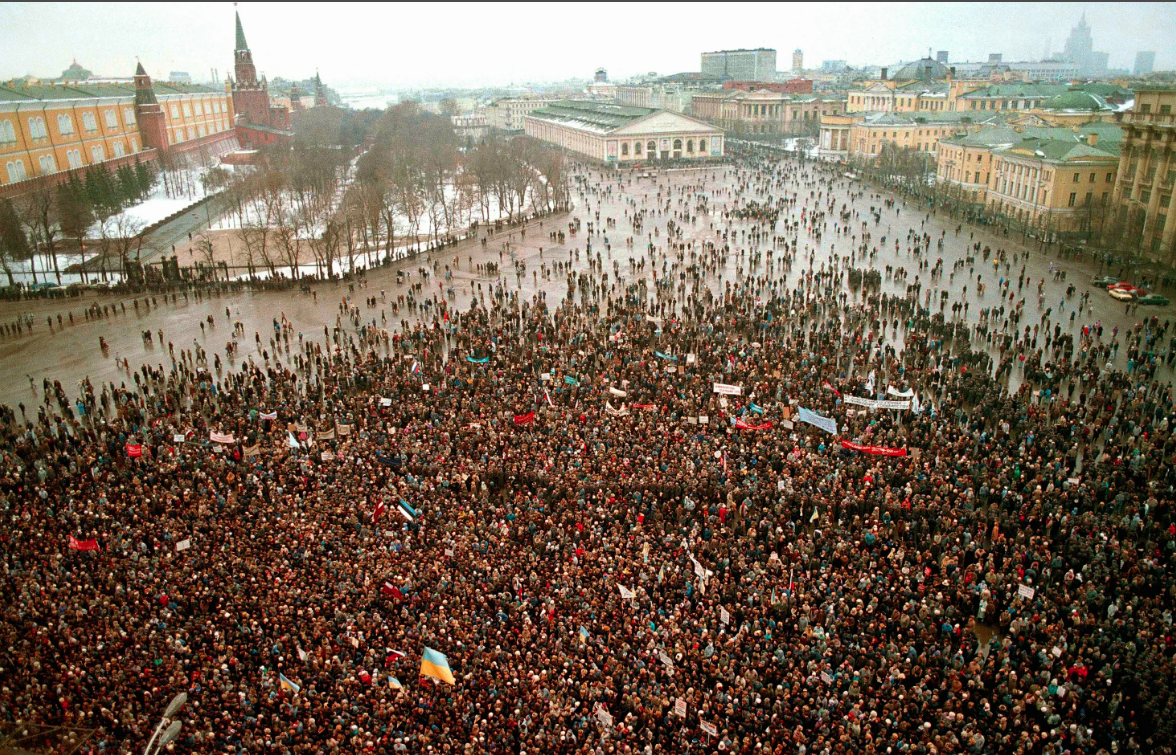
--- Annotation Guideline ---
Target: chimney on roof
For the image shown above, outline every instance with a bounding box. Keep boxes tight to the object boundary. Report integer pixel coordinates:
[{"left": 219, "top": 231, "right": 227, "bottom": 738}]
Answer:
[
  {"left": 880, "top": 67, "right": 887, "bottom": 81},
  {"left": 1087, "top": 132, "right": 1099, "bottom": 147}
]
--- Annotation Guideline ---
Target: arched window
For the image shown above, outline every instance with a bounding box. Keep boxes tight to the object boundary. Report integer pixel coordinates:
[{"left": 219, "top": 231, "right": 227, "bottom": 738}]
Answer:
[
  {"left": 113, "top": 142, "right": 125, "bottom": 158},
  {"left": 82, "top": 112, "right": 97, "bottom": 133},
  {"left": 57, "top": 113, "right": 74, "bottom": 135},
  {"left": 686, "top": 140, "right": 694, "bottom": 153},
  {"left": 90, "top": 145, "right": 105, "bottom": 163},
  {"left": 647, "top": 140, "right": 655, "bottom": 153},
  {"left": 67, "top": 149, "right": 83, "bottom": 169},
  {"left": 28, "top": 117, "right": 46, "bottom": 139},
  {"left": 699, "top": 139, "right": 707, "bottom": 153},
  {"left": 6, "top": 160, "right": 27, "bottom": 183},
  {"left": 124, "top": 108, "right": 136, "bottom": 125},
  {"left": 673, "top": 139, "right": 682, "bottom": 150},
  {"left": 0, "top": 119, "right": 14, "bottom": 144},
  {"left": 38, "top": 154, "right": 57, "bottom": 175},
  {"left": 621, "top": 143, "right": 629, "bottom": 156},
  {"left": 104, "top": 109, "right": 118, "bottom": 128},
  {"left": 634, "top": 141, "right": 642, "bottom": 154}
]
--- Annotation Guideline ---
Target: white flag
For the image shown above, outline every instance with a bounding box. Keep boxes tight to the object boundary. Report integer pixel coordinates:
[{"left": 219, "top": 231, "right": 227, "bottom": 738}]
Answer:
[{"left": 618, "top": 584, "right": 636, "bottom": 600}]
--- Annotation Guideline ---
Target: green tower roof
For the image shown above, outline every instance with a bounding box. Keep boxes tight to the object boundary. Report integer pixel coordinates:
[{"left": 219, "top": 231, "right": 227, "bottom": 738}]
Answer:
[{"left": 235, "top": 11, "right": 249, "bottom": 51}]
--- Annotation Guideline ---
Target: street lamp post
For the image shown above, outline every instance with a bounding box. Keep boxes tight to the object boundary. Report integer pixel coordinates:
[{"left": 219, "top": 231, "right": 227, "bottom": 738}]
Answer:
[{"left": 142, "top": 692, "right": 186, "bottom": 755}]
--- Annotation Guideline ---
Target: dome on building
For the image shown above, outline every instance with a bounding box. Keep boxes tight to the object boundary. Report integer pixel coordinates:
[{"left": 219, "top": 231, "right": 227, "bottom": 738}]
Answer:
[
  {"left": 59, "top": 58, "right": 92, "bottom": 81},
  {"left": 1041, "top": 89, "right": 1108, "bottom": 112},
  {"left": 890, "top": 57, "right": 950, "bottom": 82}
]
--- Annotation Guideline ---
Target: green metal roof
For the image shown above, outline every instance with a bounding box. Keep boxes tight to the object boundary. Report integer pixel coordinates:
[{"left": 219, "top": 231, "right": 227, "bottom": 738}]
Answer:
[
  {"left": 1041, "top": 90, "right": 1109, "bottom": 112},
  {"left": 235, "top": 11, "right": 249, "bottom": 51},
  {"left": 528, "top": 100, "right": 656, "bottom": 130},
  {"left": 0, "top": 80, "right": 219, "bottom": 104}
]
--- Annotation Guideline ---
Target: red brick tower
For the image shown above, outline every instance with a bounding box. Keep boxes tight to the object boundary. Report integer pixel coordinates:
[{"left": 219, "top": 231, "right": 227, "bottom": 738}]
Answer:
[
  {"left": 231, "top": 10, "right": 271, "bottom": 131},
  {"left": 314, "top": 70, "right": 328, "bottom": 107},
  {"left": 134, "top": 62, "right": 169, "bottom": 152}
]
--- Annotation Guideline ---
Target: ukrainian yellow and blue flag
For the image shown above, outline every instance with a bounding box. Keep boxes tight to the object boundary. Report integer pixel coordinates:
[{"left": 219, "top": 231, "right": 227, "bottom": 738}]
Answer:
[
  {"left": 279, "top": 673, "right": 300, "bottom": 694},
  {"left": 389, "top": 677, "right": 404, "bottom": 690},
  {"left": 420, "top": 647, "right": 456, "bottom": 684}
]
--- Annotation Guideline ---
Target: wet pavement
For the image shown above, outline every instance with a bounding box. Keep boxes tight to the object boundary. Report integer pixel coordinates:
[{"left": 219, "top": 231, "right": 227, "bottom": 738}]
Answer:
[{"left": 0, "top": 156, "right": 1171, "bottom": 412}]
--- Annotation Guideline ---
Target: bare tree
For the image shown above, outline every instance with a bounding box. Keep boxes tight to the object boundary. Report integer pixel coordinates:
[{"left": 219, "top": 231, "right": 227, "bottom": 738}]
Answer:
[{"left": 18, "top": 186, "right": 62, "bottom": 284}]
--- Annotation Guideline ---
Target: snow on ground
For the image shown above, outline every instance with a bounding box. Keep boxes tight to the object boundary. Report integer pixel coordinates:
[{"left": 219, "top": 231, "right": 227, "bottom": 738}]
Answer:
[{"left": 90, "top": 165, "right": 224, "bottom": 238}]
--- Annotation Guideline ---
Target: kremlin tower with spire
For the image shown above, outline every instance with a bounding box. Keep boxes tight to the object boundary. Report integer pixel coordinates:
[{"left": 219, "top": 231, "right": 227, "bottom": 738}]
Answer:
[{"left": 230, "top": 9, "right": 294, "bottom": 149}]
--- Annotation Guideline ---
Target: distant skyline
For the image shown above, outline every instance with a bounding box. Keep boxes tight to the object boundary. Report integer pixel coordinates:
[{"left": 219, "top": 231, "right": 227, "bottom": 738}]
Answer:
[{"left": 1, "top": 2, "right": 1173, "bottom": 90}]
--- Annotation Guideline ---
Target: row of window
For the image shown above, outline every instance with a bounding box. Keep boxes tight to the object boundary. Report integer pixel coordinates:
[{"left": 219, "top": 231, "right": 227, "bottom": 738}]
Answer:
[
  {"left": 168, "top": 99, "right": 228, "bottom": 120},
  {"left": 4, "top": 137, "right": 137, "bottom": 184},
  {"left": 0, "top": 109, "right": 137, "bottom": 146},
  {"left": 172, "top": 120, "right": 230, "bottom": 144},
  {"left": 618, "top": 138, "right": 709, "bottom": 157}
]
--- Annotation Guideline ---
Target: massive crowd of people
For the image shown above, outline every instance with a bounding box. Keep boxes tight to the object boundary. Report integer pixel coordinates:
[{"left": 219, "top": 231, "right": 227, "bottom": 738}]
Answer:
[{"left": 1, "top": 146, "right": 1174, "bottom": 755}]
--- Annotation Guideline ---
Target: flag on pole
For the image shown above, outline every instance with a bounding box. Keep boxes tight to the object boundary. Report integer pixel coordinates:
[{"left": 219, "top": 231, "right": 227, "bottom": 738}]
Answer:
[
  {"left": 297, "top": 646, "right": 308, "bottom": 662},
  {"left": 279, "top": 673, "right": 300, "bottom": 694},
  {"left": 514, "top": 411, "right": 535, "bottom": 425},
  {"left": 389, "top": 677, "right": 404, "bottom": 690},
  {"left": 411, "top": 361, "right": 421, "bottom": 376},
  {"left": 373, "top": 499, "right": 387, "bottom": 523},
  {"left": 397, "top": 500, "right": 417, "bottom": 522},
  {"left": 618, "top": 584, "right": 636, "bottom": 599},
  {"left": 420, "top": 647, "right": 456, "bottom": 684}
]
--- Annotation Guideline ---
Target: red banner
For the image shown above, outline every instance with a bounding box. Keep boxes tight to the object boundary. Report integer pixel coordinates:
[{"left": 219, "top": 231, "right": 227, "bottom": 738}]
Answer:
[
  {"left": 126, "top": 443, "right": 142, "bottom": 458},
  {"left": 823, "top": 381, "right": 842, "bottom": 397},
  {"left": 514, "top": 411, "right": 535, "bottom": 425},
  {"left": 735, "top": 419, "right": 773, "bottom": 431},
  {"left": 68, "top": 536, "right": 100, "bottom": 551},
  {"left": 633, "top": 404, "right": 657, "bottom": 410},
  {"left": 839, "top": 439, "right": 907, "bottom": 457}
]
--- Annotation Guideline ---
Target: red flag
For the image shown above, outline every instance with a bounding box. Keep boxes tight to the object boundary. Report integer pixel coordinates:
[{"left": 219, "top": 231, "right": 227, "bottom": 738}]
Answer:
[
  {"left": 514, "top": 411, "right": 535, "bottom": 425},
  {"left": 633, "top": 403, "right": 657, "bottom": 410},
  {"left": 382, "top": 582, "right": 403, "bottom": 599},
  {"left": 68, "top": 536, "right": 99, "bottom": 551},
  {"left": 823, "top": 381, "right": 842, "bottom": 398},
  {"left": 735, "top": 419, "right": 772, "bottom": 431},
  {"left": 839, "top": 439, "right": 907, "bottom": 457},
  {"left": 373, "top": 499, "right": 387, "bottom": 523},
  {"left": 126, "top": 443, "right": 142, "bottom": 458}
]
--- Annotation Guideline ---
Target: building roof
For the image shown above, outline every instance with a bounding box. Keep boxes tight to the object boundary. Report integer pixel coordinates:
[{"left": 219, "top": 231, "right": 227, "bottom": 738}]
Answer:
[
  {"left": 942, "top": 120, "right": 1122, "bottom": 150},
  {"left": 1000, "top": 135, "right": 1119, "bottom": 161},
  {"left": 862, "top": 110, "right": 992, "bottom": 127},
  {"left": 527, "top": 100, "right": 715, "bottom": 135},
  {"left": 235, "top": 11, "right": 249, "bottom": 52},
  {"left": 0, "top": 80, "right": 220, "bottom": 104},
  {"left": 890, "top": 57, "right": 951, "bottom": 82},
  {"left": 1041, "top": 89, "right": 1110, "bottom": 112}
]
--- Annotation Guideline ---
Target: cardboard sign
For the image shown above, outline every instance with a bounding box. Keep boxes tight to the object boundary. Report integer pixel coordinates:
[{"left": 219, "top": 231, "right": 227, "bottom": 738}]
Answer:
[
  {"left": 700, "top": 721, "right": 718, "bottom": 737},
  {"left": 713, "top": 383, "right": 742, "bottom": 396},
  {"left": 720, "top": 607, "right": 730, "bottom": 626},
  {"left": 1018, "top": 584, "right": 1035, "bottom": 600},
  {"left": 173, "top": 434, "right": 185, "bottom": 443},
  {"left": 175, "top": 539, "right": 191, "bottom": 552},
  {"left": 686, "top": 354, "right": 696, "bottom": 365},
  {"left": 674, "top": 698, "right": 687, "bottom": 718},
  {"left": 658, "top": 651, "right": 674, "bottom": 670}
]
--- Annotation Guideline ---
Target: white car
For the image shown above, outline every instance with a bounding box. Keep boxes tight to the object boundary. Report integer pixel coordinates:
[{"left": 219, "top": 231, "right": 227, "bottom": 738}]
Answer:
[{"left": 1109, "top": 288, "right": 1135, "bottom": 301}]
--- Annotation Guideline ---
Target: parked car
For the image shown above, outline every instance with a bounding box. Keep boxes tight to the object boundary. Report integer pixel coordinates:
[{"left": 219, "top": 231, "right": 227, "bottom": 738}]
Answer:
[
  {"left": 1137, "top": 294, "right": 1171, "bottom": 306},
  {"left": 1091, "top": 275, "right": 1120, "bottom": 287},
  {"left": 1108, "top": 282, "right": 1136, "bottom": 291},
  {"left": 1110, "top": 288, "right": 1137, "bottom": 301}
]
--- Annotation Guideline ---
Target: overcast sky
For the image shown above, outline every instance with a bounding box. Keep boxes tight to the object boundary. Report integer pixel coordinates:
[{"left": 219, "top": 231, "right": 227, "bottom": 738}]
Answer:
[{"left": 2, "top": 2, "right": 1173, "bottom": 90}]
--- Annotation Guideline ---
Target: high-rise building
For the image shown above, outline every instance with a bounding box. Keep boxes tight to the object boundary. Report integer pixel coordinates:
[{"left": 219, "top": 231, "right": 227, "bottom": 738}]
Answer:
[
  {"left": 792, "top": 49, "right": 803, "bottom": 73},
  {"left": 700, "top": 49, "right": 776, "bottom": 81},
  {"left": 594, "top": 68, "right": 608, "bottom": 83},
  {"left": 1134, "top": 51, "right": 1156, "bottom": 76},
  {"left": 937, "top": 51, "right": 949, "bottom": 65},
  {"left": 1060, "top": 12, "right": 1109, "bottom": 75}
]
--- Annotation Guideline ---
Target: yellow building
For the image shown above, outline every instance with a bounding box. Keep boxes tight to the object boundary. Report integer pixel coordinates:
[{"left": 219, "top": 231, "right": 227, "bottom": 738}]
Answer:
[
  {"left": 691, "top": 90, "right": 844, "bottom": 135},
  {"left": 1113, "top": 86, "right": 1176, "bottom": 258},
  {"left": 984, "top": 130, "right": 1119, "bottom": 233},
  {"left": 0, "top": 69, "right": 234, "bottom": 191},
  {"left": 820, "top": 111, "right": 993, "bottom": 162},
  {"left": 937, "top": 122, "right": 1122, "bottom": 219}
]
